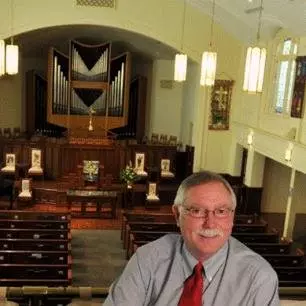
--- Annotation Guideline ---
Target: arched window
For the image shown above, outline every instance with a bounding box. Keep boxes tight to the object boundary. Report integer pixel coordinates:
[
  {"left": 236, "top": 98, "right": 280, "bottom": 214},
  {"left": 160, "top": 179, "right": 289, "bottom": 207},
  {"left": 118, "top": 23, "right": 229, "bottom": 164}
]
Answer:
[{"left": 273, "top": 38, "right": 298, "bottom": 114}]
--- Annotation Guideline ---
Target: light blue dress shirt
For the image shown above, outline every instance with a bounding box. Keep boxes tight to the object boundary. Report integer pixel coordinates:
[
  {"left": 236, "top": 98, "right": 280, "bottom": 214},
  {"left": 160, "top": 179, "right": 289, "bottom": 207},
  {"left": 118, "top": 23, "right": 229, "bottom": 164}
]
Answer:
[{"left": 104, "top": 234, "right": 280, "bottom": 306}]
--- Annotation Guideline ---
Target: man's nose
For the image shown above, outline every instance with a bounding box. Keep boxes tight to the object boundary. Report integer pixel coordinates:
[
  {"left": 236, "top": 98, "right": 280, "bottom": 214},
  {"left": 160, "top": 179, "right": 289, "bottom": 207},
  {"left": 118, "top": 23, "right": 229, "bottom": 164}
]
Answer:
[{"left": 201, "top": 211, "right": 216, "bottom": 226}]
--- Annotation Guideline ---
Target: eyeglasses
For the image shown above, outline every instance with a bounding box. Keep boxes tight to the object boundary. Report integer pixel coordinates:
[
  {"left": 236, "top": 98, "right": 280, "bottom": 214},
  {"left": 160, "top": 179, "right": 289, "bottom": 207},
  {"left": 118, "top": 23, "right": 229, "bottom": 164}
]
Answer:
[{"left": 181, "top": 206, "right": 234, "bottom": 219}]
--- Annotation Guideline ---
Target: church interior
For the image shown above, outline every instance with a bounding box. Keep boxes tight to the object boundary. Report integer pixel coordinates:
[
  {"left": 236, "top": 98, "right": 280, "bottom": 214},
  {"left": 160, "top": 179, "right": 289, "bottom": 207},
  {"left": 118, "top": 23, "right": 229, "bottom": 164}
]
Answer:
[{"left": 0, "top": 0, "right": 306, "bottom": 304}]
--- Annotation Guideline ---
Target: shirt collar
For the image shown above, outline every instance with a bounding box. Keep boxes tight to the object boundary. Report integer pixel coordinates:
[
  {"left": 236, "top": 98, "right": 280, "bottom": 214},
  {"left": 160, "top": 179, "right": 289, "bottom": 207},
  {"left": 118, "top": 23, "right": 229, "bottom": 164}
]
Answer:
[{"left": 181, "top": 238, "right": 229, "bottom": 283}]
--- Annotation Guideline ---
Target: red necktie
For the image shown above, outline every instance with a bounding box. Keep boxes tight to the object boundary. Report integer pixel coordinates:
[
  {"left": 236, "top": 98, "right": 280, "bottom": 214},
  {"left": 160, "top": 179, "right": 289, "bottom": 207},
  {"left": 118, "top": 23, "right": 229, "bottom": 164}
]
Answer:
[{"left": 178, "top": 261, "right": 203, "bottom": 306}]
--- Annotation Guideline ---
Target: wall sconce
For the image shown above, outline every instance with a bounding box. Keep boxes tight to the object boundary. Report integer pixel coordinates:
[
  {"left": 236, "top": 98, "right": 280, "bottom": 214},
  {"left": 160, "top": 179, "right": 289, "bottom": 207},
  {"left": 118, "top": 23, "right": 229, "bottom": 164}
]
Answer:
[
  {"left": 285, "top": 142, "right": 294, "bottom": 162},
  {"left": 247, "top": 130, "right": 254, "bottom": 146}
]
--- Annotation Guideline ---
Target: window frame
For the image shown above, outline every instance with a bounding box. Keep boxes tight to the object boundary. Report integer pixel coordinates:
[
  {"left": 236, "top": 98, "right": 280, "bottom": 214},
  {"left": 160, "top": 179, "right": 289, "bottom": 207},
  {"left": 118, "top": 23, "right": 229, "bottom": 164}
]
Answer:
[{"left": 268, "top": 34, "right": 299, "bottom": 116}]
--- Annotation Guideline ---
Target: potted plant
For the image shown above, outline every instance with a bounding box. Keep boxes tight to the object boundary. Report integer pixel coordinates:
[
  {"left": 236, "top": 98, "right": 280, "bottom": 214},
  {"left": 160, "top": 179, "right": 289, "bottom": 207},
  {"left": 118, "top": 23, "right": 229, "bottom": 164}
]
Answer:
[{"left": 120, "top": 161, "right": 138, "bottom": 188}]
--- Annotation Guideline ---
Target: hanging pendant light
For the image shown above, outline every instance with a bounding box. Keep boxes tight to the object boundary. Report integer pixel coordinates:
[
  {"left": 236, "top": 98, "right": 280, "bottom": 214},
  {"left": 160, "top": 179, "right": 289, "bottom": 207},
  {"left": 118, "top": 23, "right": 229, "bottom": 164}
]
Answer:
[
  {"left": 0, "top": 40, "right": 5, "bottom": 77},
  {"left": 5, "top": 0, "right": 19, "bottom": 75},
  {"left": 174, "top": 53, "right": 187, "bottom": 82},
  {"left": 6, "top": 43, "right": 19, "bottom": 75},
  {"left": 200, "top": 0, "right": 217, "bottom": 87},
  {"left": 174, "top": 0, "right": 187, "bottom": 82},
  {"left": 243, "top": 0, "right": 266, "bottom": 93}
]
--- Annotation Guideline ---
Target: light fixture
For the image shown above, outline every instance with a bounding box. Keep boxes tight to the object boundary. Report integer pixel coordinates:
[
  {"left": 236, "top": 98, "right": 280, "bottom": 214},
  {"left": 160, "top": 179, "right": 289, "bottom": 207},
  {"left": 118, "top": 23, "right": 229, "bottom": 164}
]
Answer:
[
  {"left": 247, "top": 130, "right": 254, "bottom": 146},
  {"left": 5, "top": 0, "right": 19, "bottom": 75},
  {"left": 174, "top": 0, "right": 187, "bottom": 82},
  {"left": 0, "top": 40, "right": 5, "bottom": 77},
  {"left": 200, "top": 0, "right": 217, "bottom": 86},
  {"left": 6, "top": 43, "right": 18, "bottom": 75},
  {"left": 285, "top": 142, "right": 294, "bottom": 162},
  {"left": 243, "top": 0, "right": 266, "bottom": 93}
]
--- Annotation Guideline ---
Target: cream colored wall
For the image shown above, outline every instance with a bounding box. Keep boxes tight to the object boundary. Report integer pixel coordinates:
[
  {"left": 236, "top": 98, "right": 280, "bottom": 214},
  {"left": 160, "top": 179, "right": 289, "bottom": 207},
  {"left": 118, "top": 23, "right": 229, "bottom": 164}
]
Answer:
[
  {"left": 180, "top": 62, "right": 198, "bottom": 146},
  {"left": 261, "top": 158, "right": 290, "bottom": 213},
  {"left": 0, "top": 74, "right": 22, "bottom": 128},
  {"left": 292, "top": 171, "right": 306, "bottom": 214},
  {"left": 149, "top": 59, "right": 183, "bottom": 138}
]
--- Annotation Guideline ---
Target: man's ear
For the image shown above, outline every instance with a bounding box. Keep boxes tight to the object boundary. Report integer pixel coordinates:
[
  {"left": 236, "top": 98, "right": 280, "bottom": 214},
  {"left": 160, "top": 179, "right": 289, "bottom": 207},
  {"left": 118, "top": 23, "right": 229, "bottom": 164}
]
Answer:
[{"left": 172, "top": 205, "right": 181, "bottom": 227}]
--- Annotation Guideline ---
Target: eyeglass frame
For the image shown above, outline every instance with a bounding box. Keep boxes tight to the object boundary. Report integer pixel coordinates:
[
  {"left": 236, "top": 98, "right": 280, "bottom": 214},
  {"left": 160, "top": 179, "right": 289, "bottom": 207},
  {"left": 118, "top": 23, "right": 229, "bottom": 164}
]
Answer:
[{"left": 179, "top": 205, "right": 235, "bottom": 219}]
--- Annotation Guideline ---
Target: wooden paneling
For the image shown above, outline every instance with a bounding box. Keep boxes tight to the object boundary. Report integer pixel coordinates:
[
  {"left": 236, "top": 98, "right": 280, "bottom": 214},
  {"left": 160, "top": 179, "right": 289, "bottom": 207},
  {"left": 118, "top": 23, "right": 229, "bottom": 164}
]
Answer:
[{"left": 0, "top": 139, "right": 190, "bottom": 181}]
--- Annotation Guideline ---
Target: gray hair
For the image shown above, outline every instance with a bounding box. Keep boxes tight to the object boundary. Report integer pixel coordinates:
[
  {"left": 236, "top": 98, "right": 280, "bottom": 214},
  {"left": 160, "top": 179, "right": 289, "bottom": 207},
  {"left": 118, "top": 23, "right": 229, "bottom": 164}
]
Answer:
[{"left": 173, "top": 171, "right": 237, "bottom": 209}]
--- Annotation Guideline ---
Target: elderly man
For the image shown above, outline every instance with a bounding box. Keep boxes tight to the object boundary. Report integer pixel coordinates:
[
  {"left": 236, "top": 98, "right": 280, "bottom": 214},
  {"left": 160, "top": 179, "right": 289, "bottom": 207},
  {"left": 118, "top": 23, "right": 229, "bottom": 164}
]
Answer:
[{"left": 104, "top": 171, "right": 280, "bottom": 305}]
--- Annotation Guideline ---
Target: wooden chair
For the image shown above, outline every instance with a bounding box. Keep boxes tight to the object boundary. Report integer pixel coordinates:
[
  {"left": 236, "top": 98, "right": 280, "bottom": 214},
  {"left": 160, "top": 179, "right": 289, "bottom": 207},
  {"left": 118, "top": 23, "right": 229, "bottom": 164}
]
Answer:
[
  {"left": 1, "top": 153, "right": 16, "bottom": 175},
  {"left": 27, "top": 148, "right": 44, "bottom": 179},
  {"left": 16, "top": 178, "right": 33, "bottom": 208},
  {"left": 145, "top": 181, "right": 160, "bottom": 210},
  {"left": 160, "top": 158, "right": 175, "bottom": 178}
]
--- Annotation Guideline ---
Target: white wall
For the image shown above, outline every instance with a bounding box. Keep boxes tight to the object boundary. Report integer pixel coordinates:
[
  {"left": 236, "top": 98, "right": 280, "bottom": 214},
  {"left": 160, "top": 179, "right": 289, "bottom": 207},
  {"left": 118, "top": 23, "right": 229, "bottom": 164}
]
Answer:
[
  {"left": 149, "top": 59, "right": 183, "bottom": 138},
  {"left": 180, "top": 62, "right": 198, "bottom": 146}
]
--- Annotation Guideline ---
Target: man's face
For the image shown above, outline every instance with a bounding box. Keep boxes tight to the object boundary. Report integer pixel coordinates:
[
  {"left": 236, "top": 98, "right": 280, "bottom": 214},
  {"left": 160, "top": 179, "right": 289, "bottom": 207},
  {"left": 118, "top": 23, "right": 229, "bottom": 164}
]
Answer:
[{"left": 172, "top": 181, "right": 234, "bottom": 261}]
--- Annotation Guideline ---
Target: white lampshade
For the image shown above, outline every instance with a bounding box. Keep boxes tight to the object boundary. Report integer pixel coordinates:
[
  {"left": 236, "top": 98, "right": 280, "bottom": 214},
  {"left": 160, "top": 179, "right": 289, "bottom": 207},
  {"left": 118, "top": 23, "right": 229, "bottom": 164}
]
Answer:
[
  {"left": 0, "top": 40, "right": 5, "bottom": 77},
  {"left": 200, "top": 51, "right": 217, "bottom": 86},
  {"left": 243, "top": 46, "right": 266, "bottom": 93},
  {"left": 5, "top": 44, "right": 19, "bottom": 75},
  {"left": 174, "top": 53, "right": 187, "bottom": 82}
]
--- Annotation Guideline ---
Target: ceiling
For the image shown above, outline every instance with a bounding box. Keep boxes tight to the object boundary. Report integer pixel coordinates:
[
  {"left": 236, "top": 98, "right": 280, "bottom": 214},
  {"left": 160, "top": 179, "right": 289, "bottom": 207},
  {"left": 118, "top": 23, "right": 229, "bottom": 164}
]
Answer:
[
  {"left": 14, "top": 0, "right": 306, "bottom": 60},
  {"left": 16, "top": 25, "right": 177, "bottom": 61},
  {"left": 190, "top": 0, "right": 306, "bottom": 43}
]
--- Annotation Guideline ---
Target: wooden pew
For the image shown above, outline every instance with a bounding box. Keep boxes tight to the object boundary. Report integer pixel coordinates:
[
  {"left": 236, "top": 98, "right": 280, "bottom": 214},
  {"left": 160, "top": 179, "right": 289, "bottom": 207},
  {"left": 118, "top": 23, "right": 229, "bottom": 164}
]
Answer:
[
  {"left": 0, "top": 264, "right": 72, "bottom": 286},
  {"left": 0, "top": 250, "right": 72, "bottom": 265},
  {"left": 128, "top": 231, "right": 174, "bottom": 259},
  {"left": 276, "top": 267, "right": 306, "bottom": 287},
  {"left": 0, "top": 228, "right": 71, "bottom": 240},
  {"left": 122, "top": 212, "right": 266, "bottom": 243},
  {"left": 245, "top": 241, "right": 292, "bottom": 254},
  {"left": 233, "top": 222, "right": 267, "bottom": 233},
  {"left": 234, "top": 214, "right": 262, "bottom": 224},
  {"left": 0, "top": 238, "right": 71, "bottom": 251},
  {"left": 121, "top": 211, "right": 174, "bottom": 240},
  {"left": 262, "top": 249, "right": 304, "bottom": 266},
  {"left": 0, "top": 210, "right": 72, "bottom": 286},
  {"left": 128, "top": 230, "right": 281, "bottom": 259},
  {"left": 0, "top": 210, "right": 70, "bottom": 221},
  {"left": 124, "top": 222, "right": 178, "bottom": 249},
  {"left": 232, "top": 231, "right": 279, "bottom": 244},
  {"left": 0, "top": 219, "right": 70, "bottom": 230}
]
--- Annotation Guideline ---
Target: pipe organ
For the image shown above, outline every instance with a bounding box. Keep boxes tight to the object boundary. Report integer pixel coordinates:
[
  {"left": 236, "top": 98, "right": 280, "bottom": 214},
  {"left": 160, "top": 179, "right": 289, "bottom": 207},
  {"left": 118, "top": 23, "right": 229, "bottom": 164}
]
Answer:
[
  {"left": 47, "top": 40, "right": 131, "bottom": 143},
  {"left": 26, "top": 70, "right": 66, "bottom": 137},
  {"left": 50, "top": 49, "right": 69, "bottom": 116}
]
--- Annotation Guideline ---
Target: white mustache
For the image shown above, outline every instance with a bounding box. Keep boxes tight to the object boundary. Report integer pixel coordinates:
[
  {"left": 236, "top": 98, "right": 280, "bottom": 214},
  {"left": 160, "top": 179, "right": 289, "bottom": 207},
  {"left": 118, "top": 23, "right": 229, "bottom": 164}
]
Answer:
[{"left": 196, "top": 229, "right": 224, "bottom": 238}]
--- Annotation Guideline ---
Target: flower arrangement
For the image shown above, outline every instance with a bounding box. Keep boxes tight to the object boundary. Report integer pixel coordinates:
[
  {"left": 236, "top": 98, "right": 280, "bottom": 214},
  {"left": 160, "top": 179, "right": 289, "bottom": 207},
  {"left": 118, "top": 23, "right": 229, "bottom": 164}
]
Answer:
[
  {"left": 83, "top": 160, "right": 99, "bottom": 182},
  {"left": 120, "top": 161, "right": 138, "bottom": 185}
]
